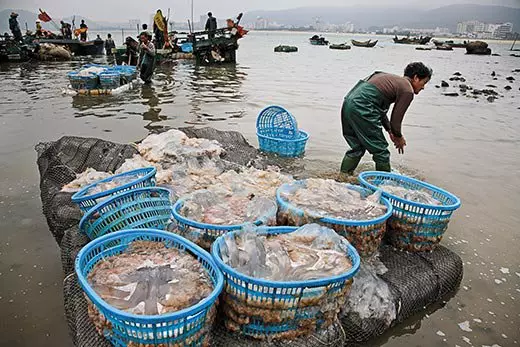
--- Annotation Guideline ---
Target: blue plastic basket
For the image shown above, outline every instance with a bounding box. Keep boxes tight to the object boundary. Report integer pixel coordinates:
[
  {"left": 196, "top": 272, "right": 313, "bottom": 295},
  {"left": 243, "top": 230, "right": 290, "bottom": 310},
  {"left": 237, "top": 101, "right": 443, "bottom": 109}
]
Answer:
[
  {"left": 358, "top": 171, "right": 461, "bottom": 252},
  {"left": 211, "top": 226, "right": 360, "bottom": 340},
  {"left": 99, "top": 71, "right": 121, "bottom": 89},
  {"left": 256, "top": 105, "right": 299, "bottom": 140},
  {"left": 71, "top": 167, "right": 157, "bottom": 213},
  {"left": 171, "top": 199, "right": 265, "bottom": 250},
  {"left": 67, "top": 71, "right": 99, "bottom": 90},
  {"left": 76, "top": 229, "right": 224, "bottom": 347},
  {"left": 111, "top": 65, "right": 137, "bottom": 83},
  {"left": 276, "top": 181, "right": 392, "bottom": 257},
  {"left": 257, "top": 129, "right": 309, "bottom": 157},
  {"left": 79, "top": 187, "right": 174, "bottom": 240}
]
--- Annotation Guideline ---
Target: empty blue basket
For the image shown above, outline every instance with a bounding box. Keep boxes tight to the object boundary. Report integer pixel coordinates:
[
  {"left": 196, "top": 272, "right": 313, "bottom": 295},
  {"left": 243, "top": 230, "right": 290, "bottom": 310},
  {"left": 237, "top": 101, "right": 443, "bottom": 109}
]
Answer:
[
  {"left": 211, "top": 226, "right": 360, "bottom": 340},
  {"left": 76, "top": 229, "right": 224, "bottom": 346},
  {"left": 99, "top": 71, "right": 121, "bottom": 90},
  {"left": 71, "top": 167, "right": 157, "bottom": 213},
  {"left": 79, "top": 187, "right": 174, "bottom": 240},
  {"left": 358, "top": 171, "right": 461, "bottom": 252},
  {"left": 67, "top": 71, "right": 99, "bottom": 90}
]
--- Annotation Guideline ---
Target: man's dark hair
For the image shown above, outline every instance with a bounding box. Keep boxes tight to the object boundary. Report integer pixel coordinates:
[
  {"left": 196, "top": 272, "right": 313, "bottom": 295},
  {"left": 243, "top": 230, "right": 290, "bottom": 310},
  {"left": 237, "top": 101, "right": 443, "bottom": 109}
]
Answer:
[
  {"left": 107, "top": 33, "right": 111, "bottom": 38},
  {"left": 208, "top": 12, "right": 212, "bottom": 17},
  {"left": 404, "top": 62, "right": 433, "bottom": 80},
  {"left": 142, "top": 23, "right": 148, "bottom": 30}
]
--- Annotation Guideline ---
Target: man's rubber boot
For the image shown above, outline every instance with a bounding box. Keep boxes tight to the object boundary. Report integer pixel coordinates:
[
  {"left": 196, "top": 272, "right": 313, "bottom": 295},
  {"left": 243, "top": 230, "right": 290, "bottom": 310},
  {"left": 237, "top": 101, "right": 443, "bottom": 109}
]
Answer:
[
  {"left": 375, "top": 161, "right": 391, "bottom": 172},
  {"left": 340, "top": 155, "right": 362, "bottom": 174}
]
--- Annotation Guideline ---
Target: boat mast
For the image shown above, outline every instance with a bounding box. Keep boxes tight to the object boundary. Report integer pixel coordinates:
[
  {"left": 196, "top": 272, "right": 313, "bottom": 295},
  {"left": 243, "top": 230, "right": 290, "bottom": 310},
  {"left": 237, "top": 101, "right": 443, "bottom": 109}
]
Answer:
[{"left": 191, "top": 0, "right": 194, "bottom": 30}]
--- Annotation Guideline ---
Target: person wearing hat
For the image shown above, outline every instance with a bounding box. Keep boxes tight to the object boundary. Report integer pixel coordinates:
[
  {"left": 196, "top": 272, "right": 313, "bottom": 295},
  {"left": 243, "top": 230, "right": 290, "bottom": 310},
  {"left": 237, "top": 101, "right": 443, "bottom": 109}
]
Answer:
[
  {"left": 35, "top": 20, "right": 43, "bottom": 37},
  {"left": 9, "top": 12, "right": 22, "bottom": 41}
]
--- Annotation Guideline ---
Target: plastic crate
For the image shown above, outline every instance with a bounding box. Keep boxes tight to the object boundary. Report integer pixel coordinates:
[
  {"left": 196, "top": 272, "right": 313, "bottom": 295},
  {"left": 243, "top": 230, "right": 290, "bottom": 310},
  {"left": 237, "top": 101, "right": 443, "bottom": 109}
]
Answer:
[
  {"left": 256, "top": 105, "right": 299, "bottom": 140},
  {"left": 67, "top": 71, "right": 99, "bottom": 90},
  {"left": 358, "top": 171, "right": 461, "bottom": 252},
  {"left": 211, "top": 226, "right": 360, "bottom": 340},
  {"left": 276, "top": 181, "right": 393, "bottom": 257},
  {"left": 71, "top": 167, "right": 156, "bottom": 213},
  {"left": 171, "top": 199, "right": 264, "bottom": 250},
  {"left": 76, "top": 229, "right": 224, "bottom": 346},
  {"left": 79, "top": 187, "right": 174, "bottom": 240},
  {"left": 99, "top": 71, "right": 121, "bottom": 89},
  {"left": 257, "top": 129, "right": 309, "bottom": 157}
]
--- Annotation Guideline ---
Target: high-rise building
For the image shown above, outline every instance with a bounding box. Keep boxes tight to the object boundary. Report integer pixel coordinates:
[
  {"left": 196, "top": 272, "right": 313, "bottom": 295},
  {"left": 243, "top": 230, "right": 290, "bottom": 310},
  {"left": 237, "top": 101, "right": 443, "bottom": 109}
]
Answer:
[{"left": 494, "top": 22, "right": 513, "bottom": 39}]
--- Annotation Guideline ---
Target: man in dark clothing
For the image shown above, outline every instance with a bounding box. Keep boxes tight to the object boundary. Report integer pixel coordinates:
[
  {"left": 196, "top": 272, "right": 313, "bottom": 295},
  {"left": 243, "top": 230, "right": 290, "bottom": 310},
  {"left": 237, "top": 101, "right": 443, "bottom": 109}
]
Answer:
[
  {"left": 9, "top": 12, "right": 22, "bottom": 41},
  {"left": 104, "top": 33, "right": 116, "bottom": 55},
  {"left": 205, "top": 12, "right": 217, "bottom": 39},
  {"left": 60, "top": 21, "right": 72, "bottom": 39},
  {"left": 79, "top": 20, "right": 88, "bottom": 41},
  {"left": 138, "top": 32, "right": 155, "bottom": 84},
  {"left": 340, "top": 62, "right": 432, "bottom": 173}
]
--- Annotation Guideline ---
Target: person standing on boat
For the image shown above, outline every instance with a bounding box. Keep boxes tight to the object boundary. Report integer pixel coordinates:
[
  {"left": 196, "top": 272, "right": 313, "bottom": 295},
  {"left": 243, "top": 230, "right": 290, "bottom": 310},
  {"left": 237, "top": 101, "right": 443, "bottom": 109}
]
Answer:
[
  {"left": 205, "top": 12, "right": 217, "bottom": 39},
  {"left": 153, "top": 9, "right": 167, "bottom": 49},
  {"left": 138, "top": 32, "right": 155, "bottom": 84},
  {"left": 60, "top": 21, "right": 72, "bottom": 39},
  {"left": 79, "top": 20, "right": 88, "bottom": 41},
  {"left": 340, "top": 62, "right": 432, "bottom": 174},
  {"left": 9, "top": 12, "right": 22, "bottom": 41},
  {"left": 35, "top": 21, "right": 43, "bottom": 37},
  {"left": 104, "top": 33, "right": 116, "bottom": 55}
]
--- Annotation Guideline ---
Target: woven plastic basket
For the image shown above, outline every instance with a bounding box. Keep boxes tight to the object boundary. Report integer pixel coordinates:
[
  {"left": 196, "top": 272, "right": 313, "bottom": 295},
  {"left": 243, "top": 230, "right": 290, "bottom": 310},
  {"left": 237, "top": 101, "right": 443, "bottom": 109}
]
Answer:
[
  {"left": 79, "top": 187, "right": 174, "bottom": 240},
  {"left": 276, "top": 181, "right": 392, "bottom": 257},
  {"left": 67, "top": 71, "right": 99, "bottom": 90},
  {"left": 256, "top": 105, "right": 299, "bottom": 140},
  {"left": 99, "top": 71, "right": 121, "bottom": 90},
  {"left": 358, "top": 171, "right": 461, "bottom": 252},
  {"left": 257, "top": 129, "right": 309, "bottom": 157},
  {"left": 75, "top": 229, "right": 224, "bottom": 347},
  {"left": 71, "top": 167, "right": 156, "bottom": 213},
  {"left": 171, "top": 199, "right": 265, "bottom": 250},
  {"left": 211, "top": 226, "right": 360, "bottom": 340}
]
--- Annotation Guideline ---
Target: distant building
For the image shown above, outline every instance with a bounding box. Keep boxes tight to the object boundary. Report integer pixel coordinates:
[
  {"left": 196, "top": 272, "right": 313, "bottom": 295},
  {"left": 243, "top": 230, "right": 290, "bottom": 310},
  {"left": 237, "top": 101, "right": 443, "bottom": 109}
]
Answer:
[
  {"left": 255, "top": 17, "right": 268, "bottom": 29},
  {"left": 494, "top": 22, "right": 513, "bottom": 39}
]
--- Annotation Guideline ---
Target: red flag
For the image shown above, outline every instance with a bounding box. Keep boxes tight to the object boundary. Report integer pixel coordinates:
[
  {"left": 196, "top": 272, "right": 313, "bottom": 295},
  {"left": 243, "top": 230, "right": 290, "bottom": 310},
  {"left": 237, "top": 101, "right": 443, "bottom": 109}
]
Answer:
[
  {"left": 38, "top": 9, "right": 52, "bottom": 22},
  {"left": 237, "top": 25, "right": 248, "bottom": 38}
]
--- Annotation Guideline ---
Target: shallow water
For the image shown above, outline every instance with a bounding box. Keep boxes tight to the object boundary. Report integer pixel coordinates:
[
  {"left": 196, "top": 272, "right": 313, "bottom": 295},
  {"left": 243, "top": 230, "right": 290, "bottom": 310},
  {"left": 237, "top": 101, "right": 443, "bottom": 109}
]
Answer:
[{"left": 0, "top": 31, "right": 519, "bottom": 346}]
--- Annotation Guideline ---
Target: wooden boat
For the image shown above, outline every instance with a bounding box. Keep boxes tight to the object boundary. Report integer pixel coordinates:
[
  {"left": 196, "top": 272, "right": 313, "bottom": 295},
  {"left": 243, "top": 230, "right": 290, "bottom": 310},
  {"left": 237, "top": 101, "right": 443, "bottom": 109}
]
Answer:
[
  {"left": 0, "top": 36, "right": 31, "bottom": 62},
  {"left": 393, "top": 36, "right": 431, "bottom": 45},
  {"left": 274, "top": 45, "right": 298, "bottom": 53},
  {"left": 436, "top": 45, "right": 453, "bottom": 51},
  {"left": 433, "top": 39, "right": 467, "bottom": 48},
  {"left": 329, "top": 43, "right": 351, "bottom": 50},
  {"left": 309, "top": 35, "right": 329, "bottom": 46},
  {"left": 351, "top": 39, "right": 377, "bottom": 47},
  {"left": 34, "top": 38, "right": 104, "bottom": 55}
]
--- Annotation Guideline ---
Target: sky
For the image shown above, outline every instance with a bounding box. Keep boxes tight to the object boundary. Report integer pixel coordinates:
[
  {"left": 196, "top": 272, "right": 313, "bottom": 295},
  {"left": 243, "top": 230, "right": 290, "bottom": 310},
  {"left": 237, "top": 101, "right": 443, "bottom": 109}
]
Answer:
[{"left": 1, "top": 0, "right": 519, "bottom": 23}]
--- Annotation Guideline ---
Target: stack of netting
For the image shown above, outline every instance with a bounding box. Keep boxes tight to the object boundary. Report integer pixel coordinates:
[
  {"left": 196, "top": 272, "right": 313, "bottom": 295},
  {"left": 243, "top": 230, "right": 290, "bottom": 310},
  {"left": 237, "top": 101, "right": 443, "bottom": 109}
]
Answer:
[
  {"left": 358, "top": 171, "right": 461, "bottom": 252},
  {"left": 212, "top": 225, "right": 360, "bottom": 341},
  {"left": 256, "top": 106, "right": 309, "bottom": 157},
  {"left": 276, "top": 179, "right": 393, "bottom": 257}
]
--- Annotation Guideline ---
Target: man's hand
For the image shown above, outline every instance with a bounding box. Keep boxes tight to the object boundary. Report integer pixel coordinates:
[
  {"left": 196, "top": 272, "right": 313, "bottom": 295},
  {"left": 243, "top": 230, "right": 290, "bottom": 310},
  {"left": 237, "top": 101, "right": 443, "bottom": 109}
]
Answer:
[{"left": 389, "top": 132, "right": 406, "bottom": 154}]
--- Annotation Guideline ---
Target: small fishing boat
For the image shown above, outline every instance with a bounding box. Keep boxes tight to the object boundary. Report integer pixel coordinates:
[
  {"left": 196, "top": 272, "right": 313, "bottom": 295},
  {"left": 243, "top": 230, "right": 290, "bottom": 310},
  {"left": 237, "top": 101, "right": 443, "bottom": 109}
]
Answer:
[
  {"left": 415, "top": 47, "right": 432, "bottom": 51},
  {"left": 309, "top": 35, "right": 329, "bottom": 46},
  {"left": 393, "top": 36, "right": 432, "bottom": 45},
  {"left": 329, "top": 43, "right": 351, "bottom": 50},
  {"left": 0, "top": 36, "right": 31, "bottom": 62},
  {"left": 436, "top": 45, "right": 453, "bottom": 51},
  {"left": 34, "top": 38, "right": 104, "bottom": 56},
  {"left": 351, "top": 39, "right": 378, "bottom": 47},
  {"left": 433, "top": 40, "right": 467, "bottom": 48},
  {"left": 274, "top": 45, "right": 298, "bottom": 53}
]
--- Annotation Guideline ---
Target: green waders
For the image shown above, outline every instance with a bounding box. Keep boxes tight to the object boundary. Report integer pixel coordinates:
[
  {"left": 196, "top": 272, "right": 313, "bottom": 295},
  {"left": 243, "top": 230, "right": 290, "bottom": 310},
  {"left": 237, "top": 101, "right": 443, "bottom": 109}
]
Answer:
[{"left": 340, "top": 74, "right": 392, "bottom": 174}]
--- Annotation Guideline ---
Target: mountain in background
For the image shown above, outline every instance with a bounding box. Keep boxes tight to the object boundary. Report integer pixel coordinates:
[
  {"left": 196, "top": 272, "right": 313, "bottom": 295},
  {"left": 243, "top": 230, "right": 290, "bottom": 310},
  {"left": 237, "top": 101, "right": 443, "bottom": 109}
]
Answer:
[
  {"left": 1, "top": 4, "right": 519, "bottom": 34},
  {"left": 245, "top": 4, "right": 520, "bottom": 31}
]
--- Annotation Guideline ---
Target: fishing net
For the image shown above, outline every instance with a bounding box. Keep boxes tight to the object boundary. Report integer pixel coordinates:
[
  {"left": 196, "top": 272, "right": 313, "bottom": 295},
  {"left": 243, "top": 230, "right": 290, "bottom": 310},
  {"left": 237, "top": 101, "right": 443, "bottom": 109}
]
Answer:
[{"left": 36, "top": 128, "right": 463, "bottom": 347}]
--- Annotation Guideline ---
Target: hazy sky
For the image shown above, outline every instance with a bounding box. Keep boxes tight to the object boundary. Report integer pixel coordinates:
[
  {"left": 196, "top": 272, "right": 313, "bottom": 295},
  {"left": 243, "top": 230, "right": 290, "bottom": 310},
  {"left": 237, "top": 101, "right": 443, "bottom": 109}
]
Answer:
[{"left": 2, "top": 0, "right": 519, "bottom": 22}]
